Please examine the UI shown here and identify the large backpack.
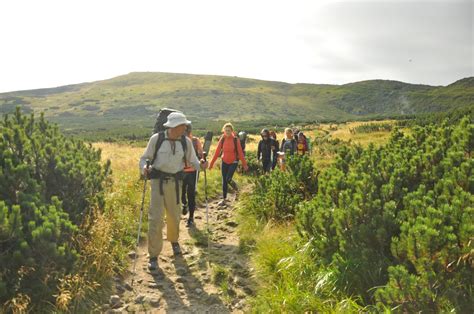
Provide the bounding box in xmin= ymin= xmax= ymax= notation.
xmin=151 ymin=108 xmax=187 ymax=165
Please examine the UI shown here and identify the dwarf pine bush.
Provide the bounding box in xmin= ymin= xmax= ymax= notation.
xmin=297 ymin=117 xmax=473 ymax=311
xmin=0 ymin=109 xmax=110 ymax=310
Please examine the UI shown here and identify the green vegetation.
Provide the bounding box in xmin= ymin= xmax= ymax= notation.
xmin=0 ymin=109 xmax=111 ymax=311
xmin=238 ymin=116 xmax=473 ymax=312
xmin=0 ymin=72 xmax=472 ymax=141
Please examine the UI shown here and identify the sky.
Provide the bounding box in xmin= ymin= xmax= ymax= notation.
xmin=0 ymin=0 xmax=472 ymax=93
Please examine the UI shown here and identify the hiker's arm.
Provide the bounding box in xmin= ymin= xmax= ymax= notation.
xmin=185 ymin=137 xmax=201 ymax=171
xmin=257 ymin=141 xmax=262 ymax=160
xmin=139 ymin=134 xmax=157 ymax=175
xmin=237 ymin=138 xmax=248 ymax=170
xmin=196 ymin=139 xmax=204 ymax=159
xmin=209 ymin=139 xmax=222 ymax=169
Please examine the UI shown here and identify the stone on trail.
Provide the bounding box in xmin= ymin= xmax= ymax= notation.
xmin=176 ymin=276 xmax=187 ymax=283
xmin=128 ymin=251 xmax=137 ymax=259
xmin=195 ymin=288 xmax=203 ymax=295
xmin=109 ymin=295 xmax=122 ymax=309
xmin=134 ymin=295 xmax=146 ymax=304
xmin=225 ymin=221 xmax=238 ymax=228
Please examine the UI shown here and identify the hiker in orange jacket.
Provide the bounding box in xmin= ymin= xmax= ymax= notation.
xmin=209 ymin=123 xmax=248 ymax=206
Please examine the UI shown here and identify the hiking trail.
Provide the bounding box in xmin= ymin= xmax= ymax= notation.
xmin=101 ymin=191 xmax=255 ymax=313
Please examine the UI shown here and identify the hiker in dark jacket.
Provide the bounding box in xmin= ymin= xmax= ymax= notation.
xmin=269 ymin=130 xmax=279 ymax=170
xmin=257 ymin=128 xmax=278 ymax=173
xmin=181 ymin=124 xmax=203 ymax=228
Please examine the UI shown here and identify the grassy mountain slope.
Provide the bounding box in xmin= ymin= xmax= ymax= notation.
xmin=0 ymin=72 xmax=472 ymax=138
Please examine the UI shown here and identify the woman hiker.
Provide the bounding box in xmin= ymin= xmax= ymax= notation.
xmin=209 ymin=123 xmax=248 ymax=206
xmin=140 ymin=112 xmax=207 ymax=271
xmin=181 ymin=124 xmax=203 ymax=228
xmin=278 ymin=127 xmax=297 ymax=170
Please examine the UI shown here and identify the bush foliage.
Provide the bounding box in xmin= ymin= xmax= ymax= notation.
xmin=297 ymin=117 xmax=473 ymax=311
xmin=0 ymin=109 xmax=110 ymax=310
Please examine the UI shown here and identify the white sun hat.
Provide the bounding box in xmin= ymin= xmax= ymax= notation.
xmin=163 ymin=112 xmax=192 ymax=128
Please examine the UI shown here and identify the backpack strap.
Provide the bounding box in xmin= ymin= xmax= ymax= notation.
xmin=233 ymin=137 xmax=239 ymax=161
xmin=151 ymin=131 xmax=166 ymax=165
xmin=218 ymin=135 xmax=225 ymax=157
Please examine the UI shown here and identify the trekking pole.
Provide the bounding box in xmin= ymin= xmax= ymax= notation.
xmin=201 ymin=131 xmax=213 ymax=264
xmin=203 ymin=153 xmax=210 ymax=260
xmin=131 ymin=159 xmax=150 ymax=286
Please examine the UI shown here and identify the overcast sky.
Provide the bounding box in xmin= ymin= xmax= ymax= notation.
xmin=0 ymin=0 xmax=472 ymax=93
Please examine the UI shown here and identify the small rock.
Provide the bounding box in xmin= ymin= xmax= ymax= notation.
xmin=175 ymin=267 xmax=187 ymax=276
xmin=127 ymin=304 xmax=139 ymax=312
xmin=109 ymin=295 xmax=122 ymax=308
xmin=226 ymin=221 xmax=238 ymax=227
xmin=137 ymin=279 xmax=143 ymax=284
xmin=115 ymin=285 xmax=125 ymax=294
xmin=206 ymin=294 xmax=221 ymax=305
xmin=128 ymin=251 xmax=137 ymax=259
xmin=149 ymin=297 xmax=161 ymax=307
xmin=176 ymin=277 xmax=187 ymax=283
xmin=159 ymin=256 xmax=168 ymax=262
xmin=123 ymin=282 xmax=133 ymax=291
xmin=148 ymin=282 xmax=159 ymax=289
xmin=134 ymin=295 xmax=145 ymax=303
xmin=233 ymin=276 xmax=246 ymax=286
xmin=195 ymin=288 xmax=203 ymax=294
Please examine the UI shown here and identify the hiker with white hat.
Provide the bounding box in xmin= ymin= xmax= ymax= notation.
xmin=139 ymin=112 xmax=208 ymax=271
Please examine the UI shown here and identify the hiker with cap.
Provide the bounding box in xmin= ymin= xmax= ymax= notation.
xmin=139 ymin=112 xmax=207 ymax=271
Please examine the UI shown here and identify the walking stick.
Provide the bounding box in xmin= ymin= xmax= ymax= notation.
xmin=202 ymin=132 xmax=213 ymax=262
xmin=131 ymin=159 xmax=150 ymax=286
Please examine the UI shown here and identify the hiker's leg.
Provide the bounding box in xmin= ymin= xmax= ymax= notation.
xmin=262 ymin=159 xmax=271 ymax=173
xmin=221 ymin=162 xmax=230 ymax=199
xmin=188 ymin=171 xmax=197 ymax=219
xmin=226 ymin=162 xmax=238 ymax=184
xmin=164 ymin=179 xmax=182 ymax=243
xmin=148 ymin=179 xmax=165 ymax=257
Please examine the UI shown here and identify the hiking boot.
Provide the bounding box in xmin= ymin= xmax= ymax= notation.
xmin=171 ymin=242 xmax=182 ymax=255
xmin=148 ymin=257 xmax=158 ymax=271
xmin=182 ymin=204 xmax=188 ymax=215
xmin=217 ymin=199 xmax=227 ymax=206
xmin=229 ymin=180 xmax=238 ymax=191
xmin=186 ymin=219 xmax=195 ymax=228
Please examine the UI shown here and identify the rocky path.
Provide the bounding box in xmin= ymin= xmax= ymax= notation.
xmin=103 ymin=191 xmax=254 ymax=313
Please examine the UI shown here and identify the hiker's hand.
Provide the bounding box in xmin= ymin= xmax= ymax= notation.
xmin=143 ymin=166 xmax=151 ymax=177
xmin=200 ymin=160 xmax=208 ymax=170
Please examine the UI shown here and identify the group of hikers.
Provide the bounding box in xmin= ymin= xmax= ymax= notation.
xmin=138 ymin=111 xmax=309 ymax=271
xmin=257 ymin=127 xmax=309 ymax=173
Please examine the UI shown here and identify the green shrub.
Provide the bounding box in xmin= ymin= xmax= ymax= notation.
xmin=297 ymin=117 xmax=473 ymax=311
xmin=0 ymin=109 xmax=110 ymax=310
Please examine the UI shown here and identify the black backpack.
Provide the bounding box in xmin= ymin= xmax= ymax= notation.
xmin=151 ymin=108 xmax=187 ymax=165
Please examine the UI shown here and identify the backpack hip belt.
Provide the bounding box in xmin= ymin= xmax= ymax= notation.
xmin=148 ymin=169 xmax=184 ymax=204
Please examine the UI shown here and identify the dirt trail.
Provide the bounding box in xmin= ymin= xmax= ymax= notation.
xmin=102 ymin=191 xmax=254 ymax=313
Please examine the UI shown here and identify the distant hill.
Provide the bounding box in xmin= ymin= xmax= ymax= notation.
xmin=0 ymin=72 xmax=472 ymax=138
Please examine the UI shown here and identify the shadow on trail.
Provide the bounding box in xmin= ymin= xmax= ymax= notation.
xmin=171 ymin=254 xmax=229 ymax=312
xmin=187 ymin=225 xmax=256 ymax=297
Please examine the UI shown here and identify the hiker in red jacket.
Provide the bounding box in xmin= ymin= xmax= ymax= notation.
xmin=209 ymin=123 xmax=248 ymax=206
xmin=181 ymin=124 xmax=203 ymax=228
